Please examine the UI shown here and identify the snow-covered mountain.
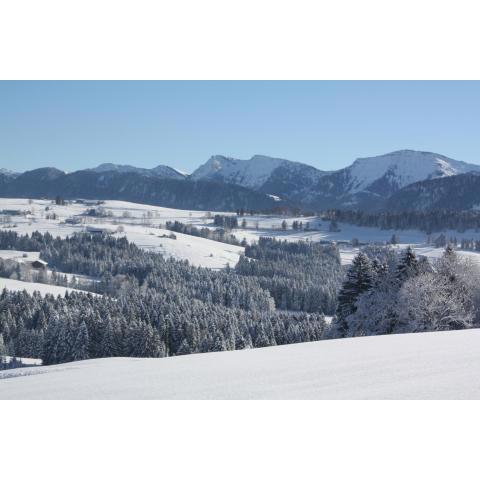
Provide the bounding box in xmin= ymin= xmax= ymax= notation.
xmin=301 ymin=150 xmax=480 ymax=210
xmin=190 ymin=154 xmax=326 ymax=204
xmin=90 ymin=163 xmax=186 ymax=180
xmin=190 ymin=154 xmax=293 ymax=189
xmin=190 ymin=150 xmax=480 ymax=210
xmin=2 ymin=149 xmax=480 ymax=211
xmin=343 ymin=150 xmax=480 ymax=194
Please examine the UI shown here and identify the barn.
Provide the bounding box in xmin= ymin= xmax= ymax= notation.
xmin=27 ymin=259 xmax=48 ymax=270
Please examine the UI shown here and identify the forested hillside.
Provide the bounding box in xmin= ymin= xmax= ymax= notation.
xmin=0 ymin=231 xmax=327 ymax=364
xmin=1 ymin=228 xmax=479 ymax=369
xmin=236 ymin=237 xmax=342 ymax=313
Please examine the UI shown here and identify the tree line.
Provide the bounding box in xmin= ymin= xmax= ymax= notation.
xmin=165 ymin=220 xmax=245 ymax=246
xmin=322 ymin=209 xmax=480 ymax=233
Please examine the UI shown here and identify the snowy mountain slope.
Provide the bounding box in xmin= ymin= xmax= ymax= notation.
xmin=189 ymin=150 xmax=480 ymax=210
xmin=344 ymin=150 xmax=479 ymax=194
xmin=305 ymin=150 xmax=480 ymax=210
xmin=190 ymin=154 xmax=290 ymax=189
xmin=190 ymin=154 xmax=328 ymax=208
xmin=2 ymin=329 xmax=480 ymax=399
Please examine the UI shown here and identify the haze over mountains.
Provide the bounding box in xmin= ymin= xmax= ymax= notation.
xmin=2 ymin=149 xmax=480 ymax=211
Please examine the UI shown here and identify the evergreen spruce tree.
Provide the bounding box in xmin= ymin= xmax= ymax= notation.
xmin=176 ymin=339 xmax=191 ymax=356
xmin=0 ymin=333 xmax=6 ymax=356
xmin=335 ymin=252 xmax=373 ymax=336
xmin=72 ymin=321 xmax=89 ymax=361
xmin=101 ymin=317 xmax=117 ymax=357
xmin=396 ymin=246 xmax=419 ymax=284
xmin=42 ymin=317 xmax=60 ymax=365
xmin=212 ymin=332 xmax=227 ymax=351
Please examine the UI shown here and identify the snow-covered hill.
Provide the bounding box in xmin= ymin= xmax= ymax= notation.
xmin=0 ymin=198 xmax=244 ymax=269
xmin=1 ymin=329 xmax=480 ymax=399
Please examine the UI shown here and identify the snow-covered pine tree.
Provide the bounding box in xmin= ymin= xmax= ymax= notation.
xmin=334 ymin=252 xmax=374 ymax=336
xmin=0 ymin=333 xmax=6 ymax=356
xmin=396 ymin=246 xmax=419 ymax=284
xmin=72 ymin=321 xmax=89 ymax=361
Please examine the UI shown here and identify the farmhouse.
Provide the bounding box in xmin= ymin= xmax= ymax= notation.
xmin=86 ymin=226 xmax=114 ymax=235
xmin=27 ymin=259 xmax=48 ymax=270
xmin=0 ymin=251 xmax=48 ymax=269
xmin=65 ymin=216 xmax=82 ymax=225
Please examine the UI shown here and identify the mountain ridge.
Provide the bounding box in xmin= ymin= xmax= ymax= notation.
xmin=2 ymin=149 xmax=480 ymax=211
xmin=88 ymin=163 xmax=187 ymax=180
xmin=0 ymin=169 xmax=281 ymax=211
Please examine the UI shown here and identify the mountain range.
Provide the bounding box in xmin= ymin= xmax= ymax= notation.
xmin=2 ymin=149 xmax=480 ymax=212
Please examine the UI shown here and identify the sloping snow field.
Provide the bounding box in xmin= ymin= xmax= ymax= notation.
xmin=1 ymin=329 xmax=480 ymax=399
xmin=0 ymin=199 xmax=243 ymax=269
xmin=2 ymin=197 xmax=480 ymax=269
xmin=0 ymin=277 xmax=96 ymax=296
xmin=93 ymin=222 xmax=243 ymax=269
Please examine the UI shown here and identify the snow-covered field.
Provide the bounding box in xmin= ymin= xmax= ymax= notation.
xmin=0 ymin=249 xmax=41 ymax=262
xmin=92 ymin=222 xmax=243 ymax=269
xmin=0 ymin=277 xmax=96 ymax=296
xmin=1 ymin=329 xmax=479 ymax=399
xmin=337 ymin=244 xmax=480 ymax=266
xmin=0 ymin=199 xmax=244 ymax=269
xmin=1 ymin=197 xmax=480 ymax=271
xmin=3 ymin=356 xmax=42 ymax=366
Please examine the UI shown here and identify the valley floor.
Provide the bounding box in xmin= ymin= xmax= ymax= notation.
xmin=1 ymin=328 xmax=479 ymax=399
xmin=3 ymin=197 xmax=480 ymax=271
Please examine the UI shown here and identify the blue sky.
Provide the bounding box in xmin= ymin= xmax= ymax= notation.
xmin=1 ymin=81 xmax=480 ymax=173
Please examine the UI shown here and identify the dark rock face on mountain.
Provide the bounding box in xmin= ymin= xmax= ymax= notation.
xmin=89 ymin=163 xmax=186 ymax=180
xmin=386 ymin=172 xmax=480 ymax=211
xmin=0 ymin=169 xmax=280 ymax=211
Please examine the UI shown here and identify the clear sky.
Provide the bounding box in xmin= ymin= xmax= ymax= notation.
xmin=1 ymin=81 xmax=480 ymax=173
